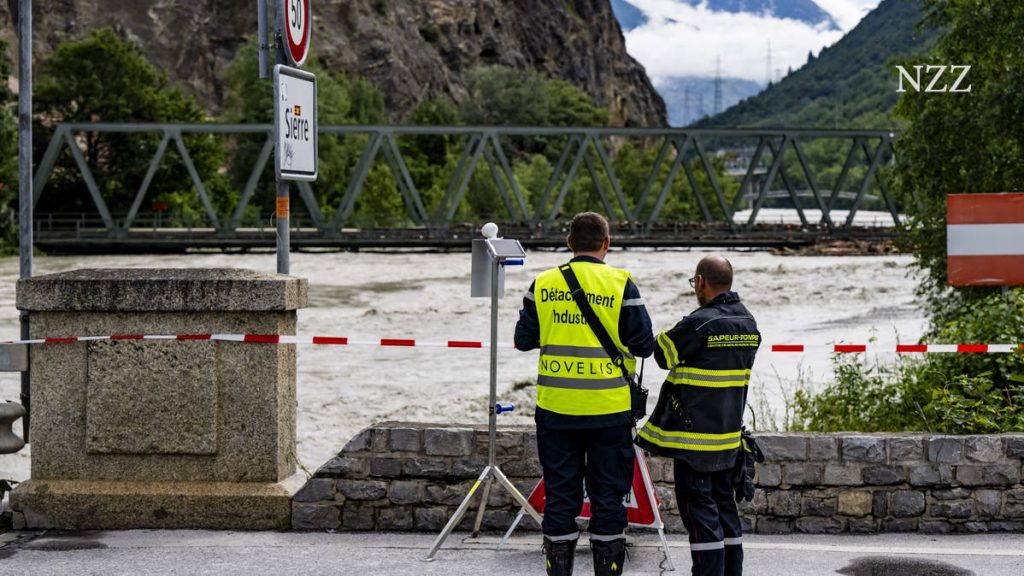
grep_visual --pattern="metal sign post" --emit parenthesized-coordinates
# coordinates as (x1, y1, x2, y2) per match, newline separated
(268, 0, 315, 275)
(425, 224, 540, 562)
(18, 0, 32, 442)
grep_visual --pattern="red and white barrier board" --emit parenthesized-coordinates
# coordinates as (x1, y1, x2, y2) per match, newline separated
(947, 193, 1024, 286)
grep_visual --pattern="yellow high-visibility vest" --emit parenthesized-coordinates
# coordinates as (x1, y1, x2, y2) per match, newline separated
(534, 261, 634, 416)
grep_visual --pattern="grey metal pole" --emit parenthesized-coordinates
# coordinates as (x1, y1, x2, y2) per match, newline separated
(276, 180, 290, 275)
(257, 0, 269, 79)
(273, 0, 289, 275)
(18, 0, 32, 442)
(470, 256, 501, 536)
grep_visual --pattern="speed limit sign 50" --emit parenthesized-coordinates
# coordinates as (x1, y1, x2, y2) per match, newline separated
(283, 0, 312, 66)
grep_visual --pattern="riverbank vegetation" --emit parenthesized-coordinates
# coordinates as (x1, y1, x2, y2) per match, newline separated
(792, 0, 1024, 433)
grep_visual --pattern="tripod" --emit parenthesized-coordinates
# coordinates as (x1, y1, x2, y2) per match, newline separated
(424, 240, 540, 561)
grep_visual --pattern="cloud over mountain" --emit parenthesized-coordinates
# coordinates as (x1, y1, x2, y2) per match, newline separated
(615, 0, 880, 84)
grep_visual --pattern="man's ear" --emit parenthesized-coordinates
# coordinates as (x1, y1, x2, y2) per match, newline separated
(566, 236, 574, 252)
(602, 236, 611, 251)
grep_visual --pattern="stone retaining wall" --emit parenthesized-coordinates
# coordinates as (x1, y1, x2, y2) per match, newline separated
(292, 423, 1024, 534)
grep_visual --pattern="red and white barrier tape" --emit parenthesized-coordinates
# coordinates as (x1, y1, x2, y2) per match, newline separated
(0, 334, 1022, 354)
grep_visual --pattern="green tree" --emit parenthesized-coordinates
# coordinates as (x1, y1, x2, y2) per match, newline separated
(34, 28, 227, 225)
(223, 38, 397, 226)
(894, 0, 1024, 319)
(794, 1, 1024, 434)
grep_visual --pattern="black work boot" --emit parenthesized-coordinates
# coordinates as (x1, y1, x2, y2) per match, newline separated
(591, 538, 627, 576)
(543, 536, 578, 576)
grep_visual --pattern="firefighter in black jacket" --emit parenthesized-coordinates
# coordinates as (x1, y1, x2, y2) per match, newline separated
(635, 255, 760, 576)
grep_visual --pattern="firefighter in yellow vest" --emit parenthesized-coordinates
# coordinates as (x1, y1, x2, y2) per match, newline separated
(636, 255, 760, 576)
(515, 212, 654, 576)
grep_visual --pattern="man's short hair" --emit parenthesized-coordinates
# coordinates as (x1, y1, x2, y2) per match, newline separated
(696, 255, 733, 290)
(567, 212, 610, 252)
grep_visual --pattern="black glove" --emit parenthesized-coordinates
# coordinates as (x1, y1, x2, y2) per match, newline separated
(734, 428, 764, 503)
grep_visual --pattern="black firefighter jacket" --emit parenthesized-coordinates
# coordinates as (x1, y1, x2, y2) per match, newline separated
(635, 291, 760, 472)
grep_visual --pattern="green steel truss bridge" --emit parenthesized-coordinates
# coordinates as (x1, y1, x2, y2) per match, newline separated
(31, 124, 900, 252)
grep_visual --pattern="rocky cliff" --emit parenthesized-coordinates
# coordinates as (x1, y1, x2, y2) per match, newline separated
(1, 0, 666, 126)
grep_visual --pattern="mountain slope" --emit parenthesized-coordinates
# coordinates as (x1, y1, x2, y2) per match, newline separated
(1, 0, 667, 126)
(697, 0, 936, 129)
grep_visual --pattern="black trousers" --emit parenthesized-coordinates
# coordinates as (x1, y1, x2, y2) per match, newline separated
(536, 425, 635, 537)
(674, 461, 743, 576)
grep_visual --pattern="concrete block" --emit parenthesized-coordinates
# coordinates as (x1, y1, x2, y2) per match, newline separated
(881, 518, 918, 532)
(889, 490, 925, 517)
(8, 475, 303, 530)
(341, 504, 375, 530)
(919, 520, 955, 534)
(955, 464, 1020, 486)
(847, 518, 878, 533)
(863, 465, 905, 485)
(378, 507, 414, 531)
(929, 501, 972, 519)
(293, 478, 335, 503)
(404, 458, 449, 478)
(965, 437, 1003, 463)
(975, 490, 1002, 517)
(872, 491, 887, 517)
(388, 428, 421, 453)
(801, 497, 836, 517)
(766, 491, 802, 517)
(837, 491, 872, 516)
(1005, 436, 1024, 459)
(369, 457, 403, 478)
(291, 502, 341, 531)
(841, 436, 886, 463)
(423, 428, 475, 457)
(758, 435, 808, 461)
(963, 522, 989, 533)
(414, 508, 447, 531)
(756, 518, 793, 534)
(316, 456, 368, 478)
(928, 437, 963, 464)
(343, 430, 372, 453)
(908, 464, 953, 487)
(755, 464, 782, 487)
(782, 463, 822, 486)
(1003, 489, 1024, 517)
(86, 340, 218, 455)
(808, 437, 837, 461)
(795, 517, 842, 534)
(426, 482, 475, 506)
(388, 481, 423, 505)
(336, 480, 388, 501)
(932, 488, 972, 500)
(888, 437, 924, 462)
(823, 464, 863, 486)
(17, 268, 307, 312)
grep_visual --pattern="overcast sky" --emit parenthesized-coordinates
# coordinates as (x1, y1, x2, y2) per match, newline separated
(621, 0, 882, 85)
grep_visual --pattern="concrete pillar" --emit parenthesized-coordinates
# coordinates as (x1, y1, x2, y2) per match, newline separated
(10, 268, 307, 530)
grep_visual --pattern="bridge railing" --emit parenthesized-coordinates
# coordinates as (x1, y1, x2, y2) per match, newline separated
(32, 124, 899, 238)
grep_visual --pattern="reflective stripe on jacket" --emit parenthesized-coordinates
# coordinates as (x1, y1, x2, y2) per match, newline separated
(534, 261, 635, 416)
(636, 291, 759, 472)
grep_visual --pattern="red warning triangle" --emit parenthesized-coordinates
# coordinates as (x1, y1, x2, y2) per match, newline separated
(524, 444, 661, 528)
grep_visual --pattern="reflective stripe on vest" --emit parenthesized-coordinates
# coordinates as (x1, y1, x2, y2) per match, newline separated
(667, 367, 751, 388)
(535, 262, 634, 416)
(657, 330, 679, 367)
(636, 422, 741, 452)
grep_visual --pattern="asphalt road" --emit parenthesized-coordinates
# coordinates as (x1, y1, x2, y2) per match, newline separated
(1, 530, 1023, 575)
